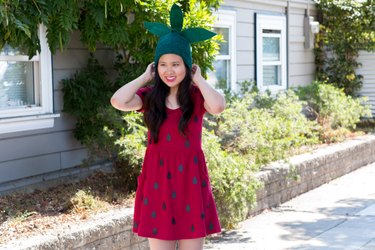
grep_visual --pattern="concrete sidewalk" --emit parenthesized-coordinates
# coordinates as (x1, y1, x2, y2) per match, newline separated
(205, 162, 375, 250)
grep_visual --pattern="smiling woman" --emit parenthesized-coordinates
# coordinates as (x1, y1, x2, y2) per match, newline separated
(110, 4, 225, 250)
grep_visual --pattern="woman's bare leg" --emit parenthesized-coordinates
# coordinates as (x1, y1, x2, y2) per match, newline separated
(178, 237, 205, 250)
(148, 238, 177, 250)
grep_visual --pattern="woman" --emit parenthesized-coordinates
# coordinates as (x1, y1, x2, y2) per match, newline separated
(111, 4, 225, 250)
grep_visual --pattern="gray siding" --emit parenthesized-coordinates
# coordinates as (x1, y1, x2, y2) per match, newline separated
(222, 0, 316, 88)
(0, 32, 115, 186)
(357, 51, 375, 116)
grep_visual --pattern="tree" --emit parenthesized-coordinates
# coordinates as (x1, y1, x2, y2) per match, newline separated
(314, 0, 375, 95)
(0, 0, 221, 77)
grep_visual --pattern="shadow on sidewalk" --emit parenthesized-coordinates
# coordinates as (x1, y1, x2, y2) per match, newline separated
(205, 229, 254, 248)
(277, 197, 375, 249)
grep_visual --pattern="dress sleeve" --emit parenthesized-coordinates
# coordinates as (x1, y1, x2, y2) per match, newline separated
(193, 86, 206, 116)
(136, 86, 152, 112)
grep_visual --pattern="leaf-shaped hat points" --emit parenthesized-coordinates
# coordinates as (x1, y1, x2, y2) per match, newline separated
(170, 4, 183, 32)
(144, 22, 170, 36)
(144, 4, 216, 68)
(182, 28, 216, 44)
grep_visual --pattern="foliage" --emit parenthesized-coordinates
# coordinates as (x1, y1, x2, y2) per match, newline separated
(220, 80, 259, 103)
(202, 128, 260, 229)
(314, 0, 375, 95)
(61, 57, 115, 148)
(296, 81, 372, 142)
(62, 57, 147, 191)
(0, 0, 220, 74)
(70, 189, 105, 213)
(216, 90, 320, 168)
(104, 111, 147, 191)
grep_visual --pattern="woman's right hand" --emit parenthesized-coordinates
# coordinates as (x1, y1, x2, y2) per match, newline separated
(142, 62, 155, 83)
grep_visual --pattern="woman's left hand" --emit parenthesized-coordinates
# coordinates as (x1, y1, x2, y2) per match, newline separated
(191, 64, 203, 86)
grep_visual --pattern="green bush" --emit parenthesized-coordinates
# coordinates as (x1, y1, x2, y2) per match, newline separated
(62, 58, 146, 191)
(204, 87, 322, 227)
(62, 57, 115, 148)
(296, 81, 371, 142)
(202, 128, 260, 229)
(216, 90, 320, 168)
(106, 111, 147, 190)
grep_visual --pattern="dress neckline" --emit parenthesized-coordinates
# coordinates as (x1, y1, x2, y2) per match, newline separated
(166, 106, 181, 111)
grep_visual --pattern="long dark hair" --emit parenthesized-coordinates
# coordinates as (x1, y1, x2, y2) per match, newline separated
(143, 64, 194, 143)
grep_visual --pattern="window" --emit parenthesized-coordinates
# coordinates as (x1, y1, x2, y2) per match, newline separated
(255, 14, 287, 92)
(0, 25, 59, 134)
(207, 9, 236, 91)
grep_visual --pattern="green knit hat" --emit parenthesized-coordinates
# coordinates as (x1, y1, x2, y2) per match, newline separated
(144, 4, 216, 69)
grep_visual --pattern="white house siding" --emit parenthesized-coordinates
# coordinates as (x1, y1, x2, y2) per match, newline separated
(221, 0, 316, 88)
(357, 51, 375, 116)
(0, 32, 116, 190)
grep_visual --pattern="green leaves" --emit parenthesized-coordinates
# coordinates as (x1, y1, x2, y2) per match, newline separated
(296, 81, 371, 142)
(13, 18, 31, 38)
(202, 128, 260, 229)
(314, 0, 375, 95)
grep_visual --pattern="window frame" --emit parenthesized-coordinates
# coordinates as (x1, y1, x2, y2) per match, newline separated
(211, 9, 237, 91)
(0, 25, 59, 134)
(255, 13, 287, 92)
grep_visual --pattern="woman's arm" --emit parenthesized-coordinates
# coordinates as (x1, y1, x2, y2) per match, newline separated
(111, 63, 154, 111)
(191, 64, 226, 115)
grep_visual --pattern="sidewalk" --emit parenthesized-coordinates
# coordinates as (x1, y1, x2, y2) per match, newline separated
(205, 162, 375, 250)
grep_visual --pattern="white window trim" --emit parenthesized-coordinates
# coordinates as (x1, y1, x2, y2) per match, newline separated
(255, 13, 287, 93)
(0, 25, 59, 134)
(213, 9, 237, 91)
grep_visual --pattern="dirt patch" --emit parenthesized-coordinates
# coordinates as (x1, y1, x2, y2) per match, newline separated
(0, 171, 135, 245)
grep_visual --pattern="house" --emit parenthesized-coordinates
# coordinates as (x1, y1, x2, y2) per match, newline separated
(207, 0, 318, 93)
(357, 51, 375, 115)
(0, 29, 116, 193)
(0, 0, 372, 193)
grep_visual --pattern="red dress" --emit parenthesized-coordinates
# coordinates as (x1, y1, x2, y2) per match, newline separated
(132, 86, 221, 240)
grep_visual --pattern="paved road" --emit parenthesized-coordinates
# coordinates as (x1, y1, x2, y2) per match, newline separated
(205, 162, 375, 250)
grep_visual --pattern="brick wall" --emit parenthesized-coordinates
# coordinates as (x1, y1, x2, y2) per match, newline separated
(251, 135, 375, 216)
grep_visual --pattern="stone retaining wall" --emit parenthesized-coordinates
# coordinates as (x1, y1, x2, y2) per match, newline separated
(2, 134, 375, 250)
(251, 134, 375, 215)
(2, 208, 148, 250)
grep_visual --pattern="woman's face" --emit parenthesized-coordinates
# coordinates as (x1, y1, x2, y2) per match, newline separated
(157, 54, 187, 89)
